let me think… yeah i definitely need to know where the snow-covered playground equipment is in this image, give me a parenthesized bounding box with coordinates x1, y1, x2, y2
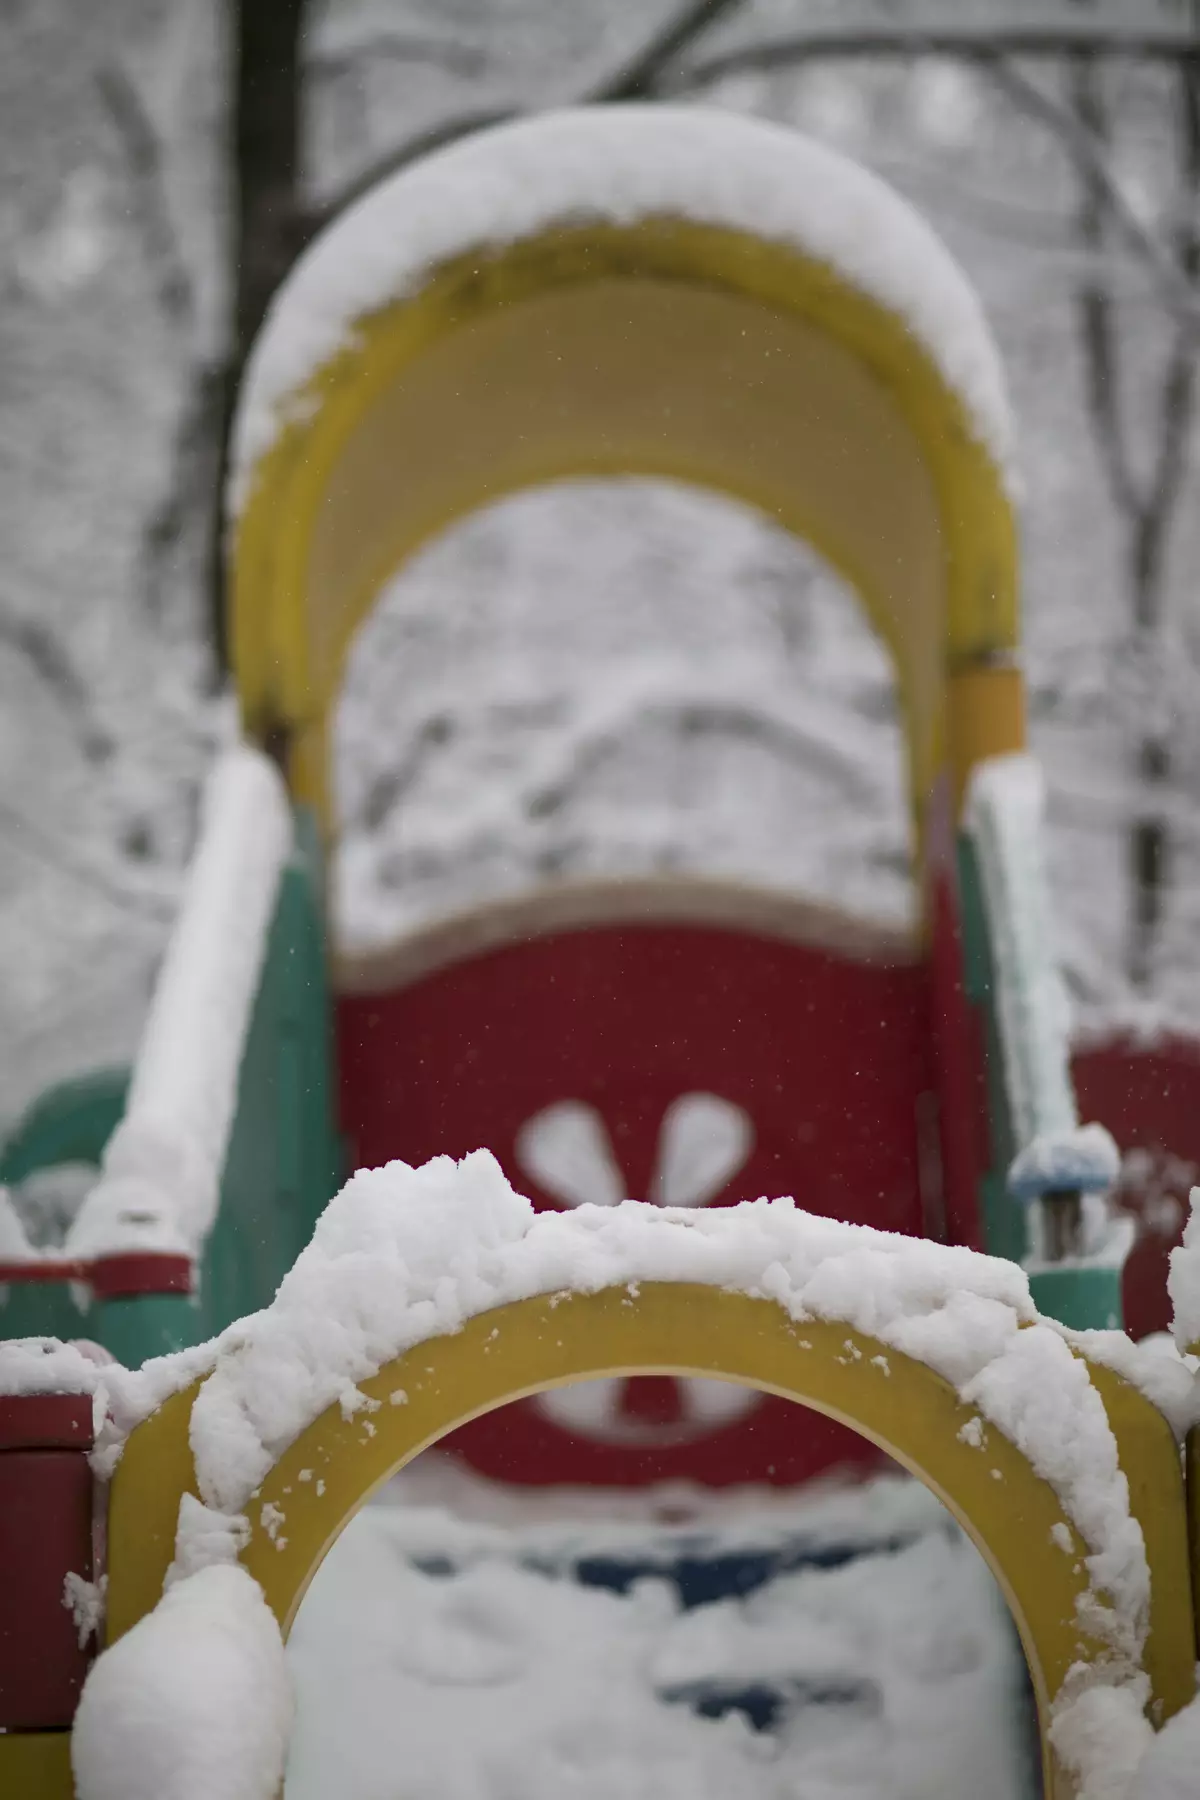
(5, 105, 1200, 1798)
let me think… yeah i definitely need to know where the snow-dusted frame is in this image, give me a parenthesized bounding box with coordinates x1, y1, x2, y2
(100, 1170, 1192, 1800)
(228, 107, 1022, 856)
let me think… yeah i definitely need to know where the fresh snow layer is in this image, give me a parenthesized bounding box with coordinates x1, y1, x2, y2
(1008, 1123, 1121, 1201)
(230, 106, 1014, 513)
(284, 1480, 1032, 1800)
(1168, 1189, 1200, 1353)
(72, 1563, 290, 1800)
(9, 1152, 1197, 1797)
(966, 754, 1078, 1152)
(169, 1152, 1149, 1675)
(64, 748, 291, 1262)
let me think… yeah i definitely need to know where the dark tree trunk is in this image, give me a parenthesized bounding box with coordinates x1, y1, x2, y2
(208, 0, 306, 670)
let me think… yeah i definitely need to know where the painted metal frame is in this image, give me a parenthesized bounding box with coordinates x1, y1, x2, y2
(102, 1285, 1194, 1800)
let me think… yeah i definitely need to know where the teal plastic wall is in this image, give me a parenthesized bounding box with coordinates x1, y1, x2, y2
(0, 808, 342, 1363)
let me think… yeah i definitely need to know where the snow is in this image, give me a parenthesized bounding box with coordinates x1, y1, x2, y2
(63, 1569, 107, 1649)
(965, 753, 1078, 1153)
(1057, 1330, 1200, 1442)
(1009, 1123, 1122, 1202)
(167, 1150, 1149, 1693)
(1050, 1677, 1155, 1800)
(1167, 1189, 1200, 1353)
(1130, 1687, 1200, 1800)
(10, 1148, 1198, 1795)
(334, 536, 915, 953)
(0, 1185, 37, 1260)
(63, 748, 291, 1262)
(283, 1479, 1030, 1800)
(72, 1563, 291, 1800)
(230, 105, 1015, 514)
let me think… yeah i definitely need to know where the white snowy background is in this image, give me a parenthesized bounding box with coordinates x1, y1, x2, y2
(5, 0, 1200, 1122)
(5, 17, 1200, 1792)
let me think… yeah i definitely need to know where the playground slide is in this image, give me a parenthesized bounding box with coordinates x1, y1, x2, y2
(5, 103, 1200, 1800)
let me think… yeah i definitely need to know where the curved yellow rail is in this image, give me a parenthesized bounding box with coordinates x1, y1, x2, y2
(107, 1284, 1193, 1799)
(230, 217, 1023, 848)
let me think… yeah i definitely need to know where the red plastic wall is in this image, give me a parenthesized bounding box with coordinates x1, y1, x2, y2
(337, 922, 939, 1487)
(0, 1395, 95, 1729)
(1072, 1036, 1200, 1341)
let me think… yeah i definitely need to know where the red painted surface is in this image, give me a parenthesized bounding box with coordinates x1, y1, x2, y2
(0, 1399, 95, 1728)
(1072, 1035, 1200, 1341)
(89, 1251, 192, 1299)
(337, 920, 943, 1487)
(927, 868, 989, 1253)
(0, 1252, 192, 1298)
(0, 1394, 92, 1453)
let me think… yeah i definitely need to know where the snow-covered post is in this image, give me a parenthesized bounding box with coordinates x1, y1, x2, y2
(65, 748, 292, 1270)
(964, 755, 1121, 1280)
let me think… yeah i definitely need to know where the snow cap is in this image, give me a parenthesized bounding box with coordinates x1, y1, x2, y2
(232, 105, 1014, 513)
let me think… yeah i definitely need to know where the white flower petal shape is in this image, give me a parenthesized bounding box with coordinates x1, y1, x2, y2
(536, 1375, 759, 1445)
(651, 1093, 754, 1209)
(515, 1101, 626, 1211)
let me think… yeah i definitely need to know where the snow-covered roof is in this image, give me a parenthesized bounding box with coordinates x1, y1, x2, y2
(231, 106, 1015, 515)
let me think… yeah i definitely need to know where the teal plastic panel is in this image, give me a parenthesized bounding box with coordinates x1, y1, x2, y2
(0, 1070, 129, 1185)
(1, 806, 342, 1362)
(956, 832, 1125, 1331)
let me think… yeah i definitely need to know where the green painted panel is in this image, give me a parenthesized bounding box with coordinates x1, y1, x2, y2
(1028, 1267, 1124, 1334)
(956, 832, 1124, 1332)
(0, 1070, 129, 1185)
(1, 806, 342, 1362)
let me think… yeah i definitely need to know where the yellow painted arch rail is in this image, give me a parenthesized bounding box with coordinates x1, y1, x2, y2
(231, 119, 1026, 860)
(98, 1284, 1193, 1800)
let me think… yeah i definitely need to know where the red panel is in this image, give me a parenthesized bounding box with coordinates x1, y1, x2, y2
(88, 1252, 193, 1299)
(337, 921, 937, 1487)
(0, 1395, 92, 1453)
(0, 1253, 192, 1296)
(1072, 1036, 1200, 1341)
(0, 1449, 93, 1727)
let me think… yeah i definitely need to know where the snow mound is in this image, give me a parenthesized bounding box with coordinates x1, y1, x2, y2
(17, 1151, 1194, 1799)
(174, 1153, 1147, 1673)
(72, 1563, 290, 1800)
(231, 106, 1014, 512)
(285, 1485, 1027, 1800)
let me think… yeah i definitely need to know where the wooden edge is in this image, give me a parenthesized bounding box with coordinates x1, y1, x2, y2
(334, 876, 923, 995)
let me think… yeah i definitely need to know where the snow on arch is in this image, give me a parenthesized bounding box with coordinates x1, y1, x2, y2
(230, 104, 1015, 514)
(65, 1149, 1196, 1800)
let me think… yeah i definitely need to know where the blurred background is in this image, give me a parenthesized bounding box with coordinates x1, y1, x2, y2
(4, 0, 1200, 1125)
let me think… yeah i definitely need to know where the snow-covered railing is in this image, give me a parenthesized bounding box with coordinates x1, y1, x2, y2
(964, 754, 1119, 1259)
(48, 748, 293, 1275)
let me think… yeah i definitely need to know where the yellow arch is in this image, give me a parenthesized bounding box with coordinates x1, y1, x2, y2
(230, 149, 1024, 867)
(107, 1285, 1193, 1799)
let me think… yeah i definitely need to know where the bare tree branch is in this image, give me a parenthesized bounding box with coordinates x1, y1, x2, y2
(0, 793, 175, 924)
(674, 24, 1200, 87)
(669, 25, 1200, 337)
(0, 613, 113, 762)
(579, 0, 749, 102)
(96, 62, 195, 338)
(527, 695, 879, 821)
(140, 362, 227, 628)
(1065, 55, 1144, 521)
(987, 57, 1200, 334)
(303, 0, 749, 237)
(302, 105, 518, 235)
(311, 29, 490, 82)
